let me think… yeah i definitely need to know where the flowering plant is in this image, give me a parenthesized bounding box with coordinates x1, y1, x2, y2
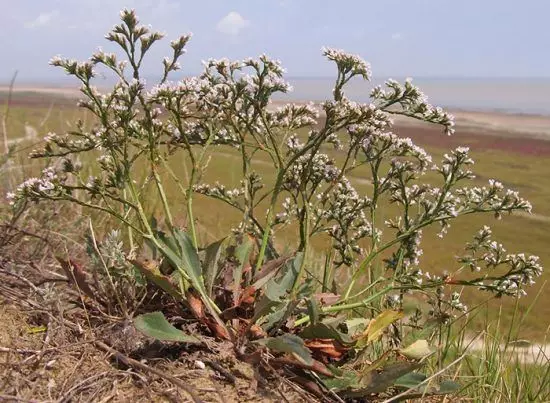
(8, 9, 542, 399)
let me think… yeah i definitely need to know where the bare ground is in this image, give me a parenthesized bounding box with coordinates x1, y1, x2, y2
(0, 293, 311, 403)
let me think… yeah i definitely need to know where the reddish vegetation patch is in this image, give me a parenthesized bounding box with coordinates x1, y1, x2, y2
(396, 124, 550, 157)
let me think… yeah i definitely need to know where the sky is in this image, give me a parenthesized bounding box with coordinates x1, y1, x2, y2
(1, 0, 549, 84)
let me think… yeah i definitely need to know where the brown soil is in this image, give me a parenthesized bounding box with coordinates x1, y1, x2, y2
(0, 302, 310, 402)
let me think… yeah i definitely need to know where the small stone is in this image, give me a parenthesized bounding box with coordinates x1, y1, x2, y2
(194, 360, 205, 370)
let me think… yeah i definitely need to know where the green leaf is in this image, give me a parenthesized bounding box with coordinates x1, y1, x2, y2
(256, 334, 313, 365)
(134, 312, 201, 343)
(306, 298, 320, 325)
(438, 380, 461, 394)
(282, 252, 303, 290)
(300, 322, 352, 345)
(151, 234, 186, 277)
(130, 259, 184, 299)
(257, 301, 290, 331)
(254, 254, 305, 332)
(321, 362, 421, 397)
(251, 255, 292, 291)
(399, 339, 435, 360)
(357, 310, 404, 347)
(156, 231, 181, 261)
(391, 375, 461, 401)
(254, 254, 301, 318)
(322, 371, 360, 391)
(173, 228, 204, 292)
(402, 317, 441, 346)
(344, 318, 370, 337)
(358, 362, 422, 395)
(233, 235, 254, 305)
(394, 372, 427, 389)
(203, 237, 226, 296)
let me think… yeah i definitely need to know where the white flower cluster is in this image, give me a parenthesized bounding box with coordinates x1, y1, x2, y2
(371, 78, 455, 135)
(323, 99, 383, 127)
(457, 226, 543, 297)
(435, 146, 475, 182)
(322, 47, 371, 80)
(283, 153, 340, 190)
(456, 179, 532, 215)
(193, 182, 245, 203)
(169, 121, 239, 146)
(317, 178, 373, 265)
(449, 291, 468, 313)
(274, 197, 297, 226)
(285, 134, 304, 152)
(363, 132, 432, 172)
(267, 103, 319, 129)
(7, 167, 66, 205)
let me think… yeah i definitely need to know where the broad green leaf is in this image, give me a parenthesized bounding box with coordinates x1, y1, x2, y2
(357, 310, 404, 347)
(393, 372, 427, 389)
(392, 375, 461, 401)
(174, 228, 204, 292)
(134, 312, 201, 343)
(130, 259, 184, 299)
(322, 371, 360, 391)
(273, 252, 302, 295)
(256, 334, 313, 365)
(344, 318, 370, 337)
(203, 237, 227, 296)
(322, 362, 421, 397)
(257, 301, 289, 331)
(305, 298, 320, 325)
(150, 234, 186, 279)
(399, 339, 435, 360)
(300, 322, 352, 345)
(233, 235, 254, 305)
(251, 255, 292, 291)
(358, 362, 422, 395)
(254, 254, 304, 331)
(254, 254, 301, 318)
(155, 231, 181, 262)
(438, 380, 461, 394)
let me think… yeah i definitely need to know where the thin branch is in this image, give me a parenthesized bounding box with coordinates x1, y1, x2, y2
(93, 340, 203, 403)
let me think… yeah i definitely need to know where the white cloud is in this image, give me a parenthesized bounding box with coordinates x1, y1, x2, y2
(216, 11, 249, 36)
(391, 32, 403, 40)
(24, 11, 59, 29)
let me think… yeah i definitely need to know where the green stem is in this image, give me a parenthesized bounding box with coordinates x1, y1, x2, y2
(255, 172, 285, 272)
(292, 197, 310, 293)
(293, 286, 393, 327)
(344, 207, 490, 299)
(152, 167, 177, 241)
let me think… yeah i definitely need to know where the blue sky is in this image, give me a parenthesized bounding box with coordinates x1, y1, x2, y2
(1, 0, 549, 83)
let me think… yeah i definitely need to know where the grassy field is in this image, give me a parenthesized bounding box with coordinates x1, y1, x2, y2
(2, 92, 550, 341)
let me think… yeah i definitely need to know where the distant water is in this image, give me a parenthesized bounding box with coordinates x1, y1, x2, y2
(274, 77, 550, 116)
